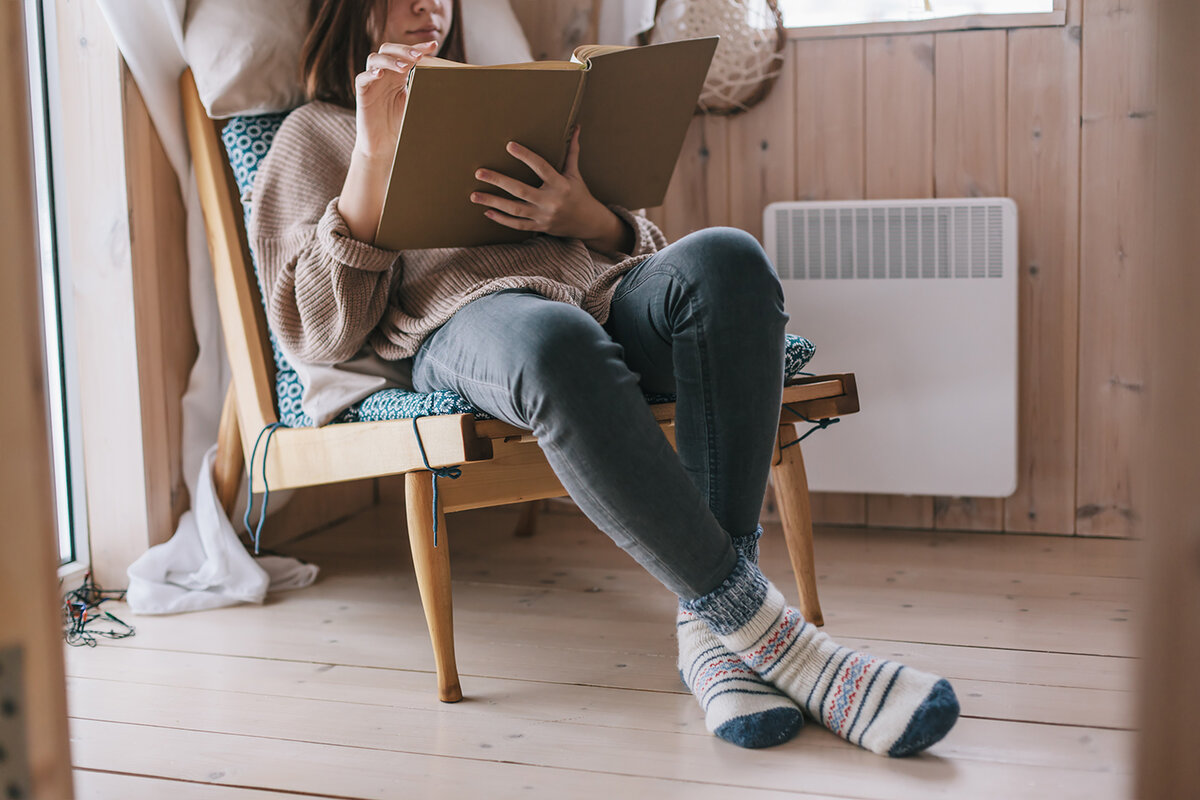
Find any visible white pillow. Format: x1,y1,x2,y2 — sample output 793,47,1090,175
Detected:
184,0,534,118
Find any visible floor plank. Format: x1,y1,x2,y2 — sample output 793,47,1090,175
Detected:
71,720,828,800
73,770,323,800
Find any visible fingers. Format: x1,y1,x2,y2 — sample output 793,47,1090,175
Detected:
469,190,534,220
365,52,411,77
356,41,438,92
505,141,560,185
473,168,536,202
480,208,537,232
378,41,439,63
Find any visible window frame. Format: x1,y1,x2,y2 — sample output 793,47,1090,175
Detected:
24,0,91,585
782,0,1066,39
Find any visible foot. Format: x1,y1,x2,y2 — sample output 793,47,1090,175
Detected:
683,557,960,757
677,604,804,748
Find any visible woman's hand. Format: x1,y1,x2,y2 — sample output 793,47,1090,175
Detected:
353,40,439,160
470,127,633,254
338,40,439,244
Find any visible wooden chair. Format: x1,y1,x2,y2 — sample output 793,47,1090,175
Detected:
181,69,860,703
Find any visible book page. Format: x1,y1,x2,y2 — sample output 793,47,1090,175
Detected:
418,55,581,71
572,44,633,63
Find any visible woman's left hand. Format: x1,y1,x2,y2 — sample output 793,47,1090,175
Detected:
469,127,632,253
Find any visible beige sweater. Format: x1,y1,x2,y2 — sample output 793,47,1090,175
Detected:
247,100,667,368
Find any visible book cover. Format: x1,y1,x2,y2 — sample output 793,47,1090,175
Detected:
374,36,718,250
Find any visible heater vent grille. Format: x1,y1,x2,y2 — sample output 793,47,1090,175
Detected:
772,202,1005,281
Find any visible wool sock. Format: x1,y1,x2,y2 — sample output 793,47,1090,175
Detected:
682,556,960,757
676,527,804,748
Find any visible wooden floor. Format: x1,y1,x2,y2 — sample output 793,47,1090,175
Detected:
65,502,1138,799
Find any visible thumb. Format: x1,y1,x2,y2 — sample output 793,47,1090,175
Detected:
564,126,582,177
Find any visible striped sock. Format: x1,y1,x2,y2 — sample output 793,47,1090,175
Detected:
682,556,960,757
676,527,804,748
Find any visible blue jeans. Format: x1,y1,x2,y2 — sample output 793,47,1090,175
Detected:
411,227,789,600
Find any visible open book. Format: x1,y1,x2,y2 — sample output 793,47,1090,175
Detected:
374,36,719,250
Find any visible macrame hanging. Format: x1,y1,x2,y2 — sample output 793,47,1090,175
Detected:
647,0,786,115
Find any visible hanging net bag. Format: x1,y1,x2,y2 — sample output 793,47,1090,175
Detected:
648,0,786,115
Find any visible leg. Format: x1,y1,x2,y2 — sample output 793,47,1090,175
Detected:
213,383,244,519
513,499,542,538
602,230,807,746
412,289,738,600
413,288,801,745
602,227,789,544
771,423,824,626
405,471,462,702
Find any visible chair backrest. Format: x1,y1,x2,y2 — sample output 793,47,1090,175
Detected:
181,69,279,449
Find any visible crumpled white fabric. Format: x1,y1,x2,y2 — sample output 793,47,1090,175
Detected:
97,0,317,613
126,445,319,614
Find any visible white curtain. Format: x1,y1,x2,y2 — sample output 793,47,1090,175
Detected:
96,0,317,614
597,0,659,45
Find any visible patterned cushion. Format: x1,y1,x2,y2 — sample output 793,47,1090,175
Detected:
221,114,816,428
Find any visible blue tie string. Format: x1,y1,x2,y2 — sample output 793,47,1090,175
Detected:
780,403,840,449
240,417,463,552
243,421,286,554
410,414,463,547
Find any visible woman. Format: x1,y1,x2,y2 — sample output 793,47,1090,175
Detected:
248,0,960,754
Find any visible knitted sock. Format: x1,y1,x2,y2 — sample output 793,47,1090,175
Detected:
676,527,804,748
682,556,960,757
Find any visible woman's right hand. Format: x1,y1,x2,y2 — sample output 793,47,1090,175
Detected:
353,40,439,161
338,39,439,243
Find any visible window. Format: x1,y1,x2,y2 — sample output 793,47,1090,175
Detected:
780,0,1058,31
24,0,90,573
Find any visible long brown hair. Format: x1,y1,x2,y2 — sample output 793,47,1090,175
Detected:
301,0,466,108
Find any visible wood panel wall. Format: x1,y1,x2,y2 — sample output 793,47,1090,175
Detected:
649,0,1156,537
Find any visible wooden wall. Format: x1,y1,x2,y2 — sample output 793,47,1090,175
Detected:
641,0,1156,538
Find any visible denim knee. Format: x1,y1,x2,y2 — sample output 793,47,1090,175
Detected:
670,227,785,316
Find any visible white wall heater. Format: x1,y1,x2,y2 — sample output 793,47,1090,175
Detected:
764,198,1018,497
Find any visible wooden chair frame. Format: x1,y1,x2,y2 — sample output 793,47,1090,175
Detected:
181,70,859,702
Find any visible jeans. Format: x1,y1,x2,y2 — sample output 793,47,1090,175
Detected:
411,227,790,600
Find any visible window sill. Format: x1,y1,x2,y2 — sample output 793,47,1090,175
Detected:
786,9,1066,40
57,561,88,594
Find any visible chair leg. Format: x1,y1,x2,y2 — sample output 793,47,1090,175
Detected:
404,471,463,702
770,423,825,626
213,384,244,519
513,499,542,537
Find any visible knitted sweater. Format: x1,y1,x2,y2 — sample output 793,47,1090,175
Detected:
247,100,668,367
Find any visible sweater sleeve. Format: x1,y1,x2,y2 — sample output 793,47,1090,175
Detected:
247,104,402,366
609,204,668,257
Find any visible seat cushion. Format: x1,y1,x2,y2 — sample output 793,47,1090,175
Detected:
222,114,816,428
